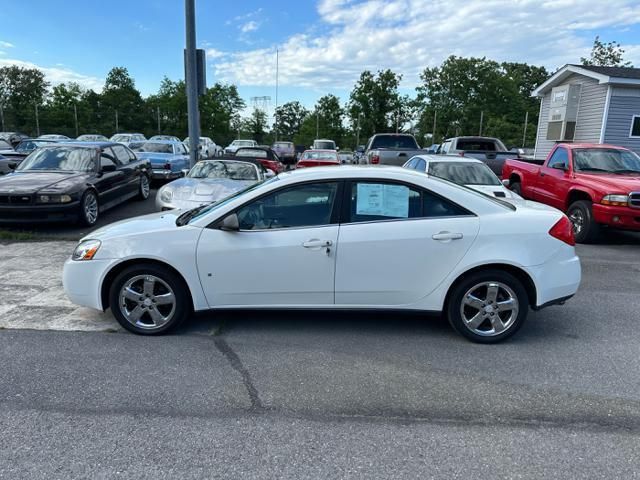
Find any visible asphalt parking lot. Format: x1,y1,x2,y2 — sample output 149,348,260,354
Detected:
0,226,639,477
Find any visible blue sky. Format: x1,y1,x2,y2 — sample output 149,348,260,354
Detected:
1,0,640,118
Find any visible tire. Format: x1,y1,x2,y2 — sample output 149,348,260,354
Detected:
109,263,191,335
567,200,600,243
79,190,99,226
137,174,150,201
510,181,522,196
446,269,529,344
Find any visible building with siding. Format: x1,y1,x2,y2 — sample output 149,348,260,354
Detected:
531,64,640,159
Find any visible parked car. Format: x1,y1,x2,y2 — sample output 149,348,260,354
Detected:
426,143,440,154
234,147,284,174
156,159,270,211
437,136,514,176
297,150,340,168
363,133,424,166
135,140,190,181
38,134,71,140
354,145,366,164
404,155,521,200
63,165,581,343
110,133,147,147
502,143,640,243
0,138,61,164
272,141,296,166
224,139,258,155
312,139,337,151
0,131,28,147
0,142,150,226
77,134,109,142
185,137,223,159
338,150,354,164
150,135,182,143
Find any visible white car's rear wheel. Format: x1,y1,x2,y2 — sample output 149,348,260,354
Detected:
447,270,529,343
109,264,190,335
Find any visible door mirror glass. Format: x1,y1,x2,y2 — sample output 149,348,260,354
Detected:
7,162,17,170
552,162,567,171
182,168,190,177
101,164,117,172
219,213,240,231
264,170,275,178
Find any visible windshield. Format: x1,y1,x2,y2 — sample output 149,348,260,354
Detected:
138,142,174,154
17,147,96,172
111,135,130,142
428,162,501,186
179,176,280,225
188,161,259,180
236,148,267,158
573,148,640,173
313,141,336,150
302,151,338,161
370,135,419,149
233,140,254,147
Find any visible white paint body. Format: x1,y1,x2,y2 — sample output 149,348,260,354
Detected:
63,166,581,314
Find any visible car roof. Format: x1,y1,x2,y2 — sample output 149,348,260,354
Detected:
141,139,182,144
43,141,123,148
304,149,338,153
560,143,629,150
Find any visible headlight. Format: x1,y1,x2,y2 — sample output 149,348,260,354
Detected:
37,194,73,204
160,188,173,202
601,194,628,206
72,239,101,261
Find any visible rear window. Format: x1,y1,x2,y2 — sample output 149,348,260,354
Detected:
428,162,501,186
370,135,419,150
456,140,497,151
236,148,268,159
302,151,339,161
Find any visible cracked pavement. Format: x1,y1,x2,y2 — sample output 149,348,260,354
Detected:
1,232,640,478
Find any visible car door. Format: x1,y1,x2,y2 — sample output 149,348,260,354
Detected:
196,181,342,306
334,180,479,306
111,144,139,195
94,148,127,207
534,147,570,210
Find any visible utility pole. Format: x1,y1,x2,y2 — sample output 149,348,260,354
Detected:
356,114,361,146
274,48,279,142
316,111,319,139
115,109,119,133
0,104,5,131
479,110,484,136
522,111,529,148
185,0,200,169
432,111,437,144
35,103,40,137
74,104,79,137
396,109,400,133
157,106,161,134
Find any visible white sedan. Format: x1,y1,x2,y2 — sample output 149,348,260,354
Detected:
404,155,521,200
63,166,581,343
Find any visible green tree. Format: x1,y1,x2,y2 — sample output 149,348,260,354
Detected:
581,36,633,67
244,108,268,144
0,65,49,134
43,82,84,137
274,101,309,141
347,69,404,141
100,66,147,135
200,83,245,146
294,94,345,147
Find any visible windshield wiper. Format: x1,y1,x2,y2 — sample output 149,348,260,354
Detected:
176,205,209,226
613,169,640,174
577,167,610,172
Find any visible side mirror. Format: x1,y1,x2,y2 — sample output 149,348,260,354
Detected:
219,213,239,231
264,170,275,178
182,168,190,177
336,147,340,151
7,162,17,170
501,179,510,187
552,163,567,171
101,164,117,173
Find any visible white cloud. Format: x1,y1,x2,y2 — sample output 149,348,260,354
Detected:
214,0,640,89
240,20,260,33
0,58,103,91
206,48,226,59
0,41,15,48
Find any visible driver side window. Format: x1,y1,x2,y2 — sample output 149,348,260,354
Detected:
100,148,118,168
236,182,339,230
548,148,568,169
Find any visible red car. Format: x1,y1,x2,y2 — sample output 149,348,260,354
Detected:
296,149,340,168
502,143,640,243
234,147,285,174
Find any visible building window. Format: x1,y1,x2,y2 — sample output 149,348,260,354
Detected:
631,115,640,138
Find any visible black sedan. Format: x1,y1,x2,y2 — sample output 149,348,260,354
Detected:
0,142,151,226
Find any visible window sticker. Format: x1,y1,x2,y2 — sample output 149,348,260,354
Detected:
356,183,409,218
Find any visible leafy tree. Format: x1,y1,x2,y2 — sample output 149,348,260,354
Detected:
274,101,309,141
43,82,84,136
347,69,404,141
100,66,146,135
0,65,49,134
244,108,268,144
200,83,245,146
294,94,345,147
581,36,633,67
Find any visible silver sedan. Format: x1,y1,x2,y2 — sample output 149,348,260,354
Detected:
156,159,272,211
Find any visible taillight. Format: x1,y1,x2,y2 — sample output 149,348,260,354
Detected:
549,215,575,246
371,154,380,164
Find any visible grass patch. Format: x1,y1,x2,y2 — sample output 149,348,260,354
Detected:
0,229,39,242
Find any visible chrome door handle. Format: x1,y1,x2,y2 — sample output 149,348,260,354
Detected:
432,232,463,241
302,239,333,248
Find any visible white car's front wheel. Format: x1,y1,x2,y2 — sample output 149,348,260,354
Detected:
447,270,529,343
109,264,191,335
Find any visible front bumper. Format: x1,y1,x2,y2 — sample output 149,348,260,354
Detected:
592,204,640,231
63,257,115,310
152,169,182,181
0,201,80,223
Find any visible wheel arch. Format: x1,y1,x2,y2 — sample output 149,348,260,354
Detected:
444,263,537,310
566,189,593,210
100,258,195,312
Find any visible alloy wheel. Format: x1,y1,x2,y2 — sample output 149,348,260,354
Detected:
118,274,177,330
459,281,519,337
83,193,98,225
140,175,150,199
569,209,584,236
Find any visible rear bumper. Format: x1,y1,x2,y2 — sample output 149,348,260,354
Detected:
592,204,640,231
0,201,80,223
527,252,581,307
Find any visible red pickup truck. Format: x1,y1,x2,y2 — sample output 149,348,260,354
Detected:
502,143,640,243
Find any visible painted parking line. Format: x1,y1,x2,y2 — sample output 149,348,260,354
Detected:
0,241,121,332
